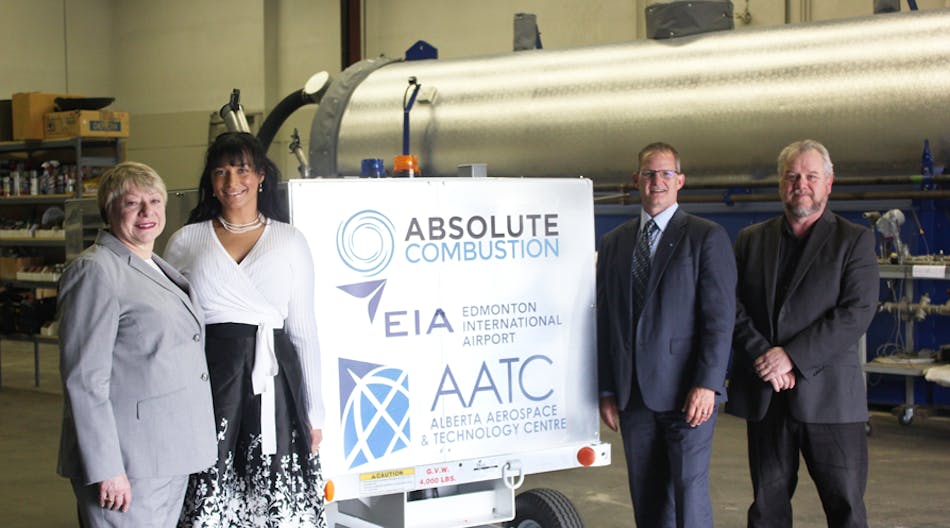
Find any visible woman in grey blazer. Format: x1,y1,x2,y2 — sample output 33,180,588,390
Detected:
57,162,217,527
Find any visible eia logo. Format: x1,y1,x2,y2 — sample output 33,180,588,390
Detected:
339,358,410,469
336,210,395,322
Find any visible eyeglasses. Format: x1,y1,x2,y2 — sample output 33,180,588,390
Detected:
782,173,824,184
637,169,678,180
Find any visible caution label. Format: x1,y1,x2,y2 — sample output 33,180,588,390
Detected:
358,467,415,495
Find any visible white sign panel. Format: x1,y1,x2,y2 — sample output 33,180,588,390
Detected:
912,265,946,279
289,178,598,489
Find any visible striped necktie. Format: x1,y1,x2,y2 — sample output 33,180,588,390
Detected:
631,219,658,324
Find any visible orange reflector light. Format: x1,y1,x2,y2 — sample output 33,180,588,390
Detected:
577,446,597,467
324,480,335,502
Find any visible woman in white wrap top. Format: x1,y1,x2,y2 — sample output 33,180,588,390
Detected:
164,219,325,452
167,132,326,528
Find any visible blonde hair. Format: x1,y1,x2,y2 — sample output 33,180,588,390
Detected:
97,161,168,223
777,139,834,178
638,142,682,172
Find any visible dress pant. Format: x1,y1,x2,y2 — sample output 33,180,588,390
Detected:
746,395,868,528
619,387,716,528
72,475,188,528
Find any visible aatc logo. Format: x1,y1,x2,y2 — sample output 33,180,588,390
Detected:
339,358,411,469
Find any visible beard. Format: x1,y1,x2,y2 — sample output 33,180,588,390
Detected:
784,192,825,218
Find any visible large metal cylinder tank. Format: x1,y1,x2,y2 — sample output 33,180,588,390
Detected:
311,9,950,183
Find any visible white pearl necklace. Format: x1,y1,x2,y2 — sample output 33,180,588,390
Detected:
218,212,265,234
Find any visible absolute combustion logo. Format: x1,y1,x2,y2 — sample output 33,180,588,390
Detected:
336,210,394,322
339,358,410,469
403,213,561,263
335,209,561,326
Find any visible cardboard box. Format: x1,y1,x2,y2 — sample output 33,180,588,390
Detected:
44,110,130,139
12,92,83,140
0,256,43,281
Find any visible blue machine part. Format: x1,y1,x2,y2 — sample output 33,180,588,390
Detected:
920,139,935,190
405,40,438,61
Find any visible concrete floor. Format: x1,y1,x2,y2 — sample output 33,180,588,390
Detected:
2,340,949,527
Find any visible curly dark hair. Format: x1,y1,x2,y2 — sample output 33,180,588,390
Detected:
186,132,288,224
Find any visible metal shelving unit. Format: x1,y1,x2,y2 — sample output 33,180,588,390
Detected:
3,279,59,289
0,194,77,204
865,262,950,425
0,137,121,175
0,137,121,389
878,263,950,280
0,239,65,247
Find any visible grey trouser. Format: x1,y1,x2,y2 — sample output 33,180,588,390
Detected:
72,475,188,528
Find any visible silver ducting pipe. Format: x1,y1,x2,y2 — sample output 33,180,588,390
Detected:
311,9,950,183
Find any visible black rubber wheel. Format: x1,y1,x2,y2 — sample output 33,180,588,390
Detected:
506,488,584,528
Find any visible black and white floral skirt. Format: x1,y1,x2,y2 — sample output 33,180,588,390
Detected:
179,323,326,528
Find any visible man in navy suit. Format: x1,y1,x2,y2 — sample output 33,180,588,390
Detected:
727,139,878,528
597,142,737,527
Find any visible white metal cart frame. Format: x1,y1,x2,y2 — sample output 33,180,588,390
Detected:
289,177,610,528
